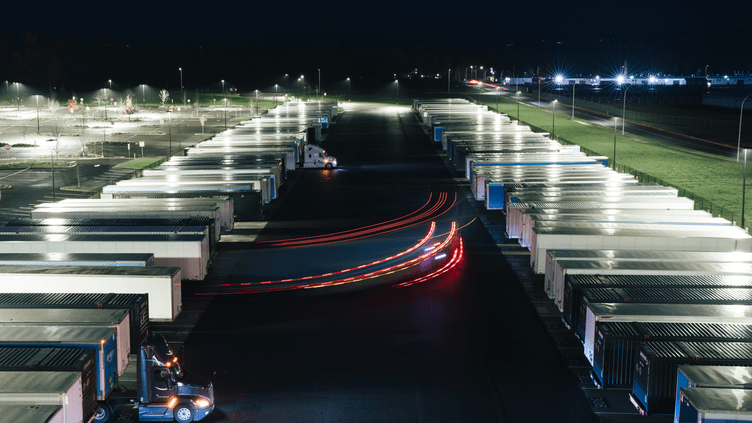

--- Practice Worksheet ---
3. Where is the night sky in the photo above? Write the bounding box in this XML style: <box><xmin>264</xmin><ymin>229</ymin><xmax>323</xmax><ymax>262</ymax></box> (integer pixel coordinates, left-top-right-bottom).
<box><xmin>1</xmin><ymin>1</ymin><xmax>752</xmax><ymax>91</ymax></box>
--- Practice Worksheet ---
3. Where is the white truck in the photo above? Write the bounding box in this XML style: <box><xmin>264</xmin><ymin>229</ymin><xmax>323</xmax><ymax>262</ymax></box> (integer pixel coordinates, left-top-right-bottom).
<box><xmin>303</xmin><ymin>145</ymin><xmax>337</xmax><ymax>169</ymax></box>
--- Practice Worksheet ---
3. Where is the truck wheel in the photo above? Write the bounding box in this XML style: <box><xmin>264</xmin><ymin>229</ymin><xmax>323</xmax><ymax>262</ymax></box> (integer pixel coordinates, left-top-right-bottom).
<box><xmin>93</xmin><ymin>404</ymin><xmax>112</xmax><ymax>422</ymax></box>
<box><xmin>325</xmin><ymin>163</ymin><xmax>333</xmax><ymax>169</ymax></box>
<box><xmin>174</xmin><ymin>404</ymin><xmax>194</xmax><ymax>423</ymax></box>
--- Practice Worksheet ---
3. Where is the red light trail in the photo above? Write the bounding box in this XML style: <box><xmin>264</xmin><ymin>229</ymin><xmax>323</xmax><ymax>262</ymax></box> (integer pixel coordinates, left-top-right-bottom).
<box><xmin>199</xmin><ymin>221</ymin><xmax>460</xmax><ymax>295</ymax></box>
<box><xmin>254</xmin><ymin>192</ymin><xmax>456</xmax><ymax>248</ymax></box>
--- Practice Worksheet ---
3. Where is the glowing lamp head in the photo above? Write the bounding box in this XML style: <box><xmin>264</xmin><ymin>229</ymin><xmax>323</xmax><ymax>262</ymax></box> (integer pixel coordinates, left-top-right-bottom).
<box><xmin>555</xmin><ymin>74</ymin><xmax>564</xmax><ymax>84</ymax></box>
<box><xmin>616</xmin><ymin>75</ymin><xmax>625</xmax><ymax>85</ymax></box>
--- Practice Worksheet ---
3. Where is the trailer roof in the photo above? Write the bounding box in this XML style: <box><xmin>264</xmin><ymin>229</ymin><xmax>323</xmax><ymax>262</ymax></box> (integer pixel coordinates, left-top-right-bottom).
<box><xmin>0</xmin><ymin>308</ymin><xmax>128</xmax><ymax>324</ymax></box>
<box><xmin>0</xmin><ymin>264</ymin><xmax>180</xmax><ymax>276</ymax></box>
<box><xmin>678</xmin><ymin>365</ymin><xmax>752</xmax><ymax>386</ymax></box>
<box><xmin>534</xmin><ymin>225</ymin><xmax>749</xmax><ymax>238</ymax></box>
<box><xmin>559</xmin><ymin>260</ymin><xmax>752</xmax><ymax>274</ymax></box>
<box><xmin>548</xmin><ymin>250</ymin><xmax>752</xmax><ymax>262</ymax></box>
<box><xmin>0</xmin><ymin>233</ymin><xmax>206</xmax><ymax>242</ymax></box>
<box><xmin>589</xmin><ymin>303</ymin><xmax>752</xmax><ymax>319</ymax></box>
<box><xmin>0</xmin><ymin>405</ymin><xmax>64</xmax><ymax>422</ymax></box>
<box><xmin>0</xmin><ymin>371</ymin><xmax>81</xmax><ymax>393</ymax></box>
<box><xmin>680</xmin><ymin>387</ymin><xmax>752</xmax><ymax>413</ymax></box>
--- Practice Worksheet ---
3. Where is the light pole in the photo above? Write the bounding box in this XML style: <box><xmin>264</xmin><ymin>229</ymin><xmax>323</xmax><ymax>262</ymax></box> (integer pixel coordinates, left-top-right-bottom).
<box><xmin>737</xmin><ymin>93</ymin><xmax>752</xmax><ymax>161</ymax></box>
<box><xmin>318</xmin><ymin>68</ymin><xmax>321</xmax><ymax>102</ymax></box>
<box><xmin>15</xmin><ymin>82</ymin><xmax>19</xmax><ymax>111</ymax></box>
<box><xmin>347</xmin><ymin>78</ymin><xmax>351</xmax><ymax>100</ymax></box>
<box><xmin>744</xmin><ymin>149</ymin><xmax>748</xmax><ymax>230</ymax></box>
<box><xmin>617</xmin><ymin>74</ymin><xmax>627</xmax><ymax>135</ymax></box>
<box><xmin>223</xmin><ymin>98</ymin><xmax>227</xmax><ymax>130</ymax></box>
<box><xmin>552</xmin><ymin>100</ymin><xmax>557</xmax><ymax>140</ymax></box>
<box><xmin>50</xmin><ymin>147</ymin><xmax>55</xmax><ymax>202</ymax></box>
<box><xmin>221</xmin><ymin>80</ymin><xmax>225</xmax><ymax>96</ymax></box>
<box><xmin>179</xmin><ymin>68</ymin><xmax>183</xmax><ymax>92</ymax></box>
<box><xmin>141</xmin><ymin>84</ymin><xmax>146</xmax><ymax>105</ymax></box>
<box><xmin>255</xmin><ymin>90</ymin><xmax>259</xmax><ymax>115</ymax></box>
<box><xmin>275</xmin><ymin>84</ymin><xmax>278</xmax><ymax>107</ymax></box>
<box><xmin>517</xmin><ymin>91</ymin><xmax>521</xmax><ymax>121</ymax></box>
<box><xmin>285</xmin><ymin>74</ymin><xmax>289</xmax><ymax>94</ymax></box>
<box><xmin>104</xmin><ymin>88</ymin><xmax>108</xmax><ymax>120</ymax></box>
<box><xmin>447</xmin><ymin>69</ymin><xmax>451</xmax><ymax>93</ymax></box>
<box><xmin>395</xmin><ymin>79</ymin><xmax>399</xmax><ymax>104</ymax></box>
<box><xmin>613</xmin><ymin>117</ymin><xmax>618</xmax><ymax>170</ymax></box>
<box><xmin>572</xmin><ymin>81</ymin><xmax>576</xmax><ymax>120</ymax></box>
<box><xmin>300</xmin><ymin>75</ymin><xmax>304</xmax><ymax>97</ymax></box>
<box><xmin>35</xmin><ymin>95</ymin><xmax>40</xmax><ymax>131</ymax></box>
<box><xmin>109</xmin><ymin>79</ymin><xmax>112</xmax><ymax>91</ymax></box>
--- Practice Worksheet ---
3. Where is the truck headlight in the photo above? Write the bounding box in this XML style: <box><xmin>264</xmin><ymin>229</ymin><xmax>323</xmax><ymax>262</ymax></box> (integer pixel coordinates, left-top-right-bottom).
<box><xmin>195</xmin><ymin>398</ymin><xmax>211</xmax><ymax>408</ymax></box>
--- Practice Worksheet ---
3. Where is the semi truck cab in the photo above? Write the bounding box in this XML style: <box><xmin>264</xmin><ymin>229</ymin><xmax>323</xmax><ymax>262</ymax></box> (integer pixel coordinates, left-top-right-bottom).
<box><xmin>98</xmin><ymin>333</ymin><xmax>214</xmax><ymax>423</ymax></box>
<box><xmin>303</xmin><ymin>145</ymin><xmax>337</xmax><ymax>169</ymax></box>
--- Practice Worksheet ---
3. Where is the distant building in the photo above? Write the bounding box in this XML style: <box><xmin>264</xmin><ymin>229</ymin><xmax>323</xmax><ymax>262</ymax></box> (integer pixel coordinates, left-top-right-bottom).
<box><xmin>708</xmin><ymin>75</ymin><xmax>752</xmax><ymax>86</ymax></box>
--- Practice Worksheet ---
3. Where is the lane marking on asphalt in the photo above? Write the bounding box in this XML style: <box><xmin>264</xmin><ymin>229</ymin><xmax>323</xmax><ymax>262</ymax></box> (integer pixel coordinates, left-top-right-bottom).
<box><xmin>0</xmin><ymin>168</ymin><xmax>31</xmax><ymax>179</ymax></box>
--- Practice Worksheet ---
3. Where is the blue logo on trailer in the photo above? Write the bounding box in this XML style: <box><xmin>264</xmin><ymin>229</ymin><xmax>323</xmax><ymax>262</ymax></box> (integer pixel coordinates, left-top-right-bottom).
<box><xmin>434</xmin><ymin>126</ymin><xmax>446</xmax><ymax>142</ymax></box>
<box><xmin>321</xmin><ymin>116</ymin><xmax>329</xmax><ymax>129</ymax></box>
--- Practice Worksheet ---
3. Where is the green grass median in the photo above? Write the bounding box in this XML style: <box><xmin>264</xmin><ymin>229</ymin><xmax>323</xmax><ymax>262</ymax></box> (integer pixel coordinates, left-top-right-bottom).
<box><xmin>114</xmin><ymin>157</ymin><xmax>166</xmax><ymax>170</ymax></box>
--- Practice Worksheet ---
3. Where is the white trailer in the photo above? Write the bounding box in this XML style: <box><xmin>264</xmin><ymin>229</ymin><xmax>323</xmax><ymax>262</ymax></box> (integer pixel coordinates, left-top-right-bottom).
<box><xmin>552</xmin><ymin>260</ymin><xmax>752</xmax><ymax>313</ymax></box>
<box><xmin>544</xmin><ymin>249</ymin><xmax>752</xmax><ymax>299</ymax></box>
<box><xmin>583</xmin><ymin>303</ymin><xmax>752</xmax><ymax>367</ymax></box>
<box><xmin>530</xmin><ymin>225</ymin><xmax>752</xmax><ymax>275</ymax></box>
<box><xmin>0</xmin><ymin>371</ymin><xmax>84</xmax><ymax>423</ymax></box>
<box><xmin>0</xmin><ymin>308</ymin><xmax>131</xmax><ymax>373</ymax></box>
<box><xmin>0</xmin><ymin>265</ymin><xmax>181</xmax><ymax>321</ymax></box>
<box><xmin>32</xmin><ymin>198</ymin><xmax>230</xmax><ymax>234</ymax></box>
<box><xmin>0</xmin><ymin>233</ymin><xmax>208</xmax><ymax>281</ymax></box>
<box><xmin>0</xmin><ymin>405</ymin><xmax>65</xmax><ymax>423</ymax></box>
<box><xmin>520</xmin><ymin>210</ymin><xmax>732</xmax><ymax>246</ymax></box>
<box><xmin>512</xmin><ymin>208</ymin><xmax>712</xmax><ymax>241</ymax></box>
<box><xmin>510</xmin><ymin>197</ymin><xmax>698</xmax><ymax>242</ymax></box>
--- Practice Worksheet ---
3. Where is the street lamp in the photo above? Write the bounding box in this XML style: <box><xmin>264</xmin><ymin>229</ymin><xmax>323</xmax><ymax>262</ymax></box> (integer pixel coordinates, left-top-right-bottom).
<box><xmin>15</xmin><ymin>82</ymin><xmax>19</xmax><ymax>111</ymax></box>
<box><xmin>744</xmin><ymin>148</ymin><xmax>749</xmax><ymax>230</ymax></box>
<box><xmin>447</xmin><ymin>69</ymin><xmax>451</xmax><ymax>93</ymax></box>
<box><xmin>275</xmin><ymin>84</ymin><xmax>278</xmax><ymax>107</ymax></box>
<box><xmin>35</xmin><ymin>95</ymin><xmax>40</xmax><ymax>131</ymax></box>
<box><xmin>613</xmin><ymin>117</ymin><xmax>618</xmax><ymax>170</ymax></box>
<box><xmin>223</xmin><ymin>98</ymin><xmax>227</xmax><ymax>130</ymax></box>
<box><xmin>517</xmin><ymin>91</ymin><xmax>521</xmax><ymax>121</ymax></box>
<box><xmin>617</xmin><ymin>74</ymin><xmax>627</xmax><ymax>135</ymax></box>
<box><xmin>221</xmin><ymin>80</ymin><xmax>225</xmax><ymax>96</ymax></box>
<box><xmin>737</xmin><ymin>93</ymin><xmax>752</xmax><ymax>161</ymax></box>
<box><xmin>394</xmin><ymin>79</ymin><xmax>399</xmax><ymax>104</ymax></box>
<box><xmin>318</xmin><ymin>68</ymin><xmax>321</xmax><ymax>102</ymax></box>
<box><xmin>572</xmin><ymin>81</ymin><xmax>576</xmax><ymax>120</ymax></box>
<box><xmin>179</xmin><ymin>68</ymin><xmax>183</xmax><ymax>92</ymax></box>
<box><xmin>552</xmin><ymin>99</ymin><xmax>557</xmax><ymax>140</ymax></box>
<box><xmin>347</xmin><ymin>77</ymin><xmax>351</xmax><ymax>100</ymax></box>
<box><xmin>255</xmin><ymin>90</ymin><xmax>259</xmax><ymax>115</ymax></box>
<box><xmin>108</xmin><ymin>79</ymin><xmax>112</xmax><ymax>90</ymax></box>
<box><xmin>285</xmin><ymin>74</ymin><xmax>289</xmax><ymax>94</ymax></box>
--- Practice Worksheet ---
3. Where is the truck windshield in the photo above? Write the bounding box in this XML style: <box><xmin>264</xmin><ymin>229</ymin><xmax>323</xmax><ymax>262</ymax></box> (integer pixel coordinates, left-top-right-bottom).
<box><xmin>169</xmin><ymin>360</ymin><xmax>184</xmax><ymax>380</ymax></box>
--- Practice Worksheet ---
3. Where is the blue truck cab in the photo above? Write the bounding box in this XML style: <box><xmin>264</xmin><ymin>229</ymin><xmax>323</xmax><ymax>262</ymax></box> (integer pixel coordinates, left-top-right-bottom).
<box><xmin>97</xmin><ymin>333</ymin><xmax>215</xmax><ymax>423</ymax></box>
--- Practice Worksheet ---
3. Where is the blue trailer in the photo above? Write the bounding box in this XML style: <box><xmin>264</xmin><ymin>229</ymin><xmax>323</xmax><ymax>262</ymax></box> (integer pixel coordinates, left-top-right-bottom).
<box><xmin>632</xmin><ymin>341</ymin><xmax>752</xmax><ymax>415</ymax></box>
<box><xmin>675</xmin><ymin>366</ymin><xmax>752</xmax><ymax>422</ymax></box>
<box><xmin>677</xmin><ymin>387</ymin><xmax>752</xmax><ymax>423</ymax></box>
<box><xmin>0</xmin><ymin>326</ymin><xmax>118</xmax><ymax>401</ymax></box>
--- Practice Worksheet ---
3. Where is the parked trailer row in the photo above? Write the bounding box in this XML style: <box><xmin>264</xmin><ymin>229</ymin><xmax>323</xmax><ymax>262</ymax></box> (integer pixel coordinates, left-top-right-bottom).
<box><xmin>0</xmin><ymin>292</ymin><xmax>149</xmax><ymax>348</ymax></box>
<box><xmin>0</xmin><ymin>266</ymin><xmax>181</xmax><ymax>321</ymax></box>
<box><xmin>413</xmin><ymin>98</ymin><xmax>752</xmax><ymax>420</ymax></box>
<box><xmin>545</xmin><ymin>249</ymin><xmax>752</xmax><ymax>301</ymax></box>
<box><xmin>0</xmin><ymin>371</ymin><xmax>88</xmax><ymax>423</ymax></box>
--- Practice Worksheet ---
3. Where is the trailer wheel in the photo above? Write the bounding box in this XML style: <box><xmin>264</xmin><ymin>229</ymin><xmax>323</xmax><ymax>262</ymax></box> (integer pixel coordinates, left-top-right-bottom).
<box><xmin>174</xmin><ymin>404</ymin><xmax>194</xmax><ymax>423</ymax></box>
<box><xmin>325</xmin><ymin>163</ymin><xmax>333</xmax><ymax>169</ymax></box>
<box><xmin>93</xmin><ymin>404</ymin><xmax>112</xmax><ymax>422</ymax></box>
